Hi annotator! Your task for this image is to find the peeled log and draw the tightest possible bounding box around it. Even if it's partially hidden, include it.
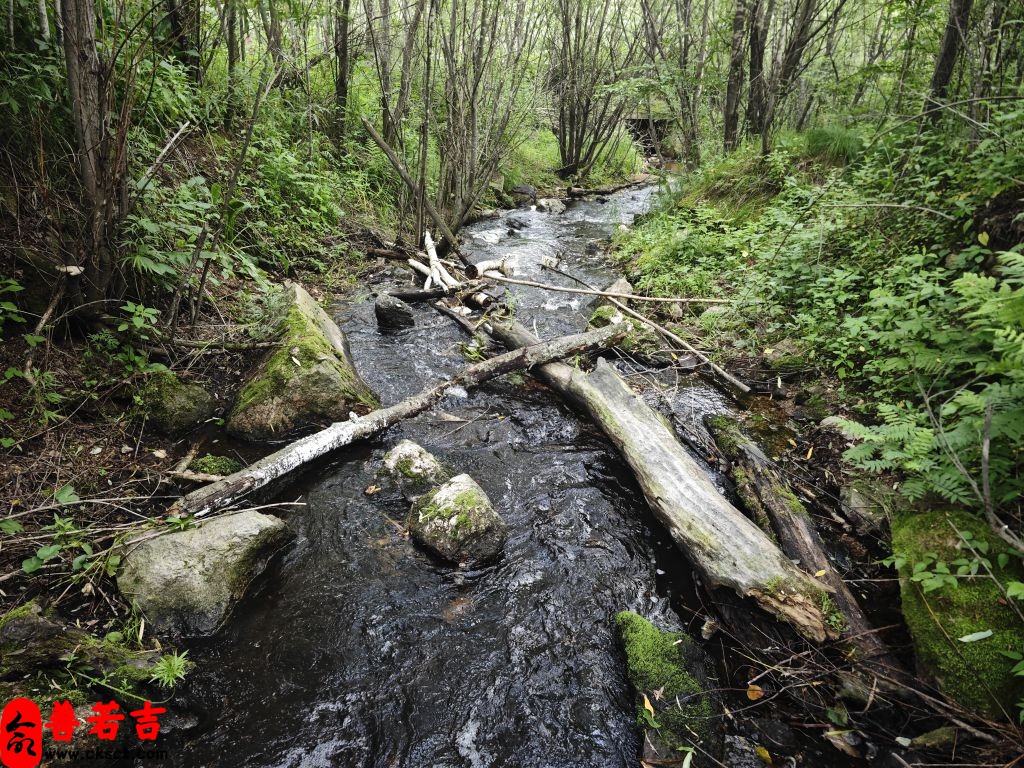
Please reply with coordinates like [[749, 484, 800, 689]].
[[705, 416, 902, 668], [487, 320, 837, 642], [169, 324, 626, 519]]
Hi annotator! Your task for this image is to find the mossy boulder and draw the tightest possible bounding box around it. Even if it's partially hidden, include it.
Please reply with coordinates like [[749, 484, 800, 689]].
[[892, 509, 1024, 719], [761, 338, 807, 376], [839, 475, 893, 535], [189, 453, 244, 476], [0, 602, 156, 696], [227, 282, 378, 441], [407, 474, 506, 566], [141, 371, 216, 436], [616, 611, 722, 764], [382, 440, 451, 497], [117, 511, 293, 636]]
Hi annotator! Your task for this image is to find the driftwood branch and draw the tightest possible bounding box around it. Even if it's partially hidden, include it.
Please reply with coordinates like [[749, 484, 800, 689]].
[[168, 324, 626, 518], [486, 319, 835, 642], [483, 272, 730, 305]]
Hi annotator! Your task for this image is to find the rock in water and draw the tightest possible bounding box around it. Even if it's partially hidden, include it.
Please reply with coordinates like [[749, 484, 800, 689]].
[[141, 371, 216, 436], [382, 440, 450, 494], [227, 282, 378, 440], [536, 198, 566, 214], [407, 474, 506, 566], [510, 183, 537, 205], [374, 293, 416, 330], [117, 511, 293, 636], [616, 611, 722, 764]]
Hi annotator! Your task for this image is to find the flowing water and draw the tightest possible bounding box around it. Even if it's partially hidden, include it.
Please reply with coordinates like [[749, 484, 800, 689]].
[[167, 186, 748, 768]]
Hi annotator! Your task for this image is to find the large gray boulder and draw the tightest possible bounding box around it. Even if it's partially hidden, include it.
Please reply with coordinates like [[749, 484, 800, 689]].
[[117, 511, 293, 636], [536, 197, 566, 214], [227, 282, 378, 440], [407, 474, 506, 566]]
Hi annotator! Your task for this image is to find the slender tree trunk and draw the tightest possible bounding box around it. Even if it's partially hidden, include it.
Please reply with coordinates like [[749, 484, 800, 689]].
[[37, 0, 49, 41], [225, 0, 239, 128], [61, 0, 114, 307], [747, 0, 770, 137], [926, 0, 974, 119], [333, 0, 351, 141], [723, 0, 748, 152]]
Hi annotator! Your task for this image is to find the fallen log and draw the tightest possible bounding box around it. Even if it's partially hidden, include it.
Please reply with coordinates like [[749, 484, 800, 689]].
[[486, 319, 837, 642], [465, 258, 512, 279], [483, 272, 730, 305], [168, 324, 626, 518], [704, 416, 903, 668]]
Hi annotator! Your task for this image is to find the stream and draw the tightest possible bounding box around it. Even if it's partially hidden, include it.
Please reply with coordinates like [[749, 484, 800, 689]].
[[165, 186, 758, 767]]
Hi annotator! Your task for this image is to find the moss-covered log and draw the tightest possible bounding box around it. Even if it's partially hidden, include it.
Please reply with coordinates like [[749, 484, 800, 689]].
[[705, 415, 901, 672], [487, 320, 837, 642]]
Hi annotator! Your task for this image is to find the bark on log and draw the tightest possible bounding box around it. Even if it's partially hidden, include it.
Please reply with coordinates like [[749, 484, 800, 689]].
[[466, 259, 512, 279], [168, 324, 626, 518], [487, 320, 837, 642], [705, 416, 901, 667]]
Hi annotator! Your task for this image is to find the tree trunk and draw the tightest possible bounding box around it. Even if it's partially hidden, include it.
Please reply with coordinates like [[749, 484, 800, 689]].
[[926, 0, 974, 119], [747, 0, 770, 137], [225, 0, 239, 128], [333, 0, 351, 141], [61, 0, 115, 307], [487, 320, 838, 643], [169, 324, 626, 518], [723, 0, 747, 152]]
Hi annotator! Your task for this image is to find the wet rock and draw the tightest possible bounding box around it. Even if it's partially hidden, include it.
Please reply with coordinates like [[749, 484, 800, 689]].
[[374, 293, 416, 330], [510, 184, 537, 205], [536, 198, 566, 214], [724, 735, 767, 768], [141, 371, 216, 436], [50, 702, 133, 764], [117, 511, 293, 636], [227, 282, 378, 440], [616, 612, 722, 764], [407, 474, 506, 566], [792, 382, 830, 422], [382, 440, 451, 497]]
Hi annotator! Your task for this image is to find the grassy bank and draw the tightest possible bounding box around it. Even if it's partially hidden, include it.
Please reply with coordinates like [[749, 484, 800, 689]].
[[614, 117, 1024, 723]]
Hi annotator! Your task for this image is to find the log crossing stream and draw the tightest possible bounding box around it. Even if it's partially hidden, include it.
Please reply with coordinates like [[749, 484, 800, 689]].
[[166, 187, 781, 767]]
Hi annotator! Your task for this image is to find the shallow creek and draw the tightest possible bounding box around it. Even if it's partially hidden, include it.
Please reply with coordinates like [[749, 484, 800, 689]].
[[165, 186, 796, 767]]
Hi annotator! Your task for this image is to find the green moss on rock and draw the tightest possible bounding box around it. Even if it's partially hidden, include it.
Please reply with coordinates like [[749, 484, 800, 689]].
[[141, 371, 216, 436], [615, 611, 721, 760], [892, 509, 1024, 719], [227, 283, 378, 440], [407, 474, 507, 566]]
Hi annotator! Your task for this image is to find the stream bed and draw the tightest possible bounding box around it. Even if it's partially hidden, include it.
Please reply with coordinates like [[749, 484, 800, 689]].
[[166, 186, 764, 767]]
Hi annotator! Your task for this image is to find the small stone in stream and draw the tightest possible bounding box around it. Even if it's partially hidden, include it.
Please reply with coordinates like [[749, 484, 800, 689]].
[[374, 293, 416, 329], [536, 198, 566, 214], [382, 440, 450, 490], [407, 474, 506, 566]]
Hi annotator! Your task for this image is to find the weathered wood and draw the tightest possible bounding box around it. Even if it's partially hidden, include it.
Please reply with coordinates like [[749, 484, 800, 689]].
[[169, 324, 626, 518], [487, 320, 837, 642], [705, 416, 902, 667], [465, 258, 512, 279]]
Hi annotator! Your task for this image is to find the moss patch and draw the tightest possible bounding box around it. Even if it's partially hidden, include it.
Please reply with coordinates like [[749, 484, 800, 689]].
[[892, 509, 1024, 719], [189, 454, 244, 475], [615, 611, 719, 756]]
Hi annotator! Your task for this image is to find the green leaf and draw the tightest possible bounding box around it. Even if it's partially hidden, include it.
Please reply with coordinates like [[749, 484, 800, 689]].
[[0, 519, 23, 534], [53, 485, 80, 505], [36, 543, 62, 561], [958, 630, 993, 643], [22, 555, 43, 573]]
